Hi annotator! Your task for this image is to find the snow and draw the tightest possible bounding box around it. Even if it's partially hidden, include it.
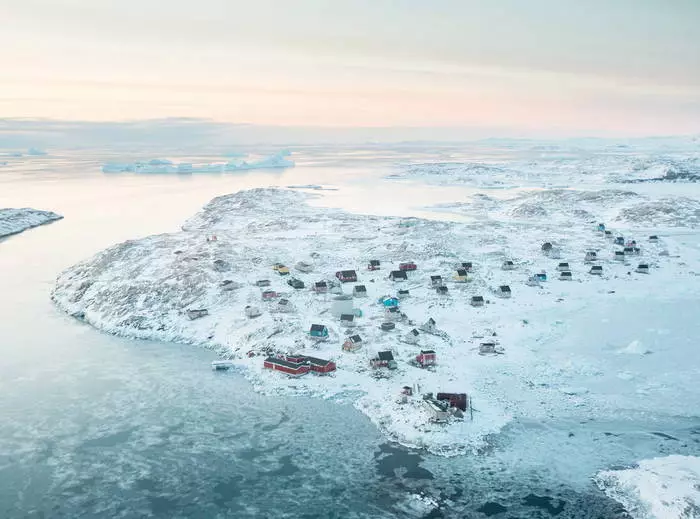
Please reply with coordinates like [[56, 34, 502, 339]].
[[101, 151, 294, 173], [51, 185, 700, 456], [595, 455, 700, 519], [0, 208, 63, 238]]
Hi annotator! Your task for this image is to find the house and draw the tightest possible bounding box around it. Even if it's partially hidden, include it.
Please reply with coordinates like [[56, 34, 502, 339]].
[[436, 392, 468, 412], [623, 247, 635, 255], [589, 265, 603, 275], [272, 263, 285, 271], [340, 314, 355, 327], [353, 284, 367, 297], [255, 279, 271, 287], [604, 230, 613, 238], [614, 251, 625, 261], [430, 275, 443, 287], [312, 281, 328, 293], [420, 318, 437, 333], [335, 270, 358, 283], [397, 289, 410, 299], [287, 278, 305, 289], [277, 266, 290, 275], [401, 386, 413, 396], [404, 328, 420, 345], [614, 236, 625, 245], [479, 342, 497, 354], [295, 261, 313, 273], [436, 285, 449, 295], [416, 349, 436, 367], [277, 298, 294, 313], [262, 290, 279, 300], [245, 305, 262, 318], [536, 271, 548, 281], [187, 309, 209, 320], [557, 262, 570, 271], [399, 262, 418, 271], [385, 306, 402, 321], [559, 271, 573, 280], [470, 295, 485, 307], [585, 251, 597, 262], [389, 270, 408, 281], [598, 223, 606, 232], [263, 357, 310, 377], [458, 262, 473, 272], [424, 398, 450, 423], [649, 235, 659, 243], [496, 285, 511, 298], [454, 269, 469, 282], [371, 351, 397, 369], [502, 260, 515, 270], [304, 356, 337, 374], [342, 334, 363, 352], [380, 322, 396, 331], [367, 259, 381, 271], [636, 263, 650, 274], [380, 296, 400, 307], [526, 276, 541, 287], [309, 324, 329, 338]]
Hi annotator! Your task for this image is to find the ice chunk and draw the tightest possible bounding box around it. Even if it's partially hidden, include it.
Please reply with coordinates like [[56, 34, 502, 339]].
[[0, 208, 63, 238]]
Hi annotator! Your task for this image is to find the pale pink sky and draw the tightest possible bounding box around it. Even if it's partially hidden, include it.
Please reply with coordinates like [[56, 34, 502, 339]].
[[1, 0, 698, 136]]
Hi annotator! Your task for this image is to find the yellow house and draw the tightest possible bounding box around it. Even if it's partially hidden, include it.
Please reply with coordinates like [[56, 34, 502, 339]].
[[277, 266, 290, 275], [453, 268, 469, 282]]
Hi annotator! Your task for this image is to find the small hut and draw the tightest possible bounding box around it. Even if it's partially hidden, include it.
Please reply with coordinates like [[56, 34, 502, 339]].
[[255, 279, 271, 287], [614, 251, 625, 261], [453, 269, 469, 282], [404, 328, 420, 345], [340, 313, 356, 327], [420, 318, 437, 333], [313, 281, 328, 293], [541, 242, 553, 254], [436, 285, 449, 295], [371, 351, 397, 369], [342, 334, 363, 352], [526, 275, 541, 287], [559, 271, 573, 280], [353, 285, 368, 297], [557, 262, 570, 272], [399, 262, 417, 271], [636, 263, 650, 274], [649, 235, 659, 243], [397, 289, 410, 299], [367, 259, 381, 271], [277, 298, 294, 313], [186, 309, 209, 320], [479, 342, 497, 354], [424, 398, 450, 423], [295, 261, 313, 273], [430, 275, 443, 287], [262, 290, 279, 300], [385, 306, 402, 321], [502, 260, 516, 271], [309, 324, 329, 338], [380, 296, 400, 307], [585, 251, 597, 263], [335, 270, 358, 283], [245, 305, 262, 318], [604, 230, 613, 239], [536, 271, 547, 281], [389, 270, 408, 282], [471, 295, 485, 307], [458, 261, 473, 272], [415, 349, 436, 367], [496, 285, 511, 298], [589, 265, 603, 275], [614, 236, 625, 245]]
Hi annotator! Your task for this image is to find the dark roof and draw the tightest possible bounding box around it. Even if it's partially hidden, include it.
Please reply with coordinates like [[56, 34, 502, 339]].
[[623, 247, 634, 252], [349, 334, 362, 342], [420, 349, 435, 354], [315, 281, 327, 287], [431, 275, 442, 280], [456, 269, 468, 276], [386, 307, 399, 313], [605, 230, 612, 234], [398, 289, 410, 294], [472, 296, 484, 301], [638, 263, 649, 268], [427, 317, 436, 324], [279, 298, 290, 305], [591, 265, 603, 270], [558, 262, 569, 266], [304, 356, 333, 367], [310, 324, 327, 331], [265, 357, 305, 369], [542, 242, 553, 249], [390, 270, 408, 278], [461, 262, 473, 267], [499, 285, 511, 292], [369, 260, 380, 265], [340, 314, 354, 321], [354, 285, 367, 291], [615, 251, 625, 255], [436, 286, 448, 292], [381, 322, 396, 330], [340, 270, 357, 276], [649, 235, 658, 239], [410, 329, 419, 336], [377, 351, 394, 361], [504, 260, 514, 264], [560, 271, 572, 276]]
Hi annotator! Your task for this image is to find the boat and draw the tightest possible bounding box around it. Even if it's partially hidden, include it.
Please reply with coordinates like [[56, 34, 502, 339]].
[[211, 360, 235, 371]]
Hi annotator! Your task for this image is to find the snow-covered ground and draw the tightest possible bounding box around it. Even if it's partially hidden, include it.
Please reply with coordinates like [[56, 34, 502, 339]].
[[51, 185, 700, 460], [101, 151, 294, 173], [0, 208, 63, 238], [595, 455, 700, 519]]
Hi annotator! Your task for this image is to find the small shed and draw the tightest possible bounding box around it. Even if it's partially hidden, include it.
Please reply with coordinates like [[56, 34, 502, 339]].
[[589, 265, 603, 275], [614, 251, 625, 261], [604, 230, 613, 238], [380, 322, 396, 331], [245, 305, 261, 318], [430, 275, 443, 287], [340, 313, 355, 327], [313, 281, 328, 293], [649, 235, 659, 243], [536, 271, 548, 281], [479, 342, 497, 354], [309, 324, 329, 338], [220, 279, 242, 291], [397, 289, 410, 299], [367, 259, 381, 271], [295, 261, 313, 273], [585, 251, 597, 263], [262, 290, 279, 300], [389, 270, 408, 281], [381, 296, 400, 307], [416, 349, 436, 367], [623, 247, 635, 255], [614, 236, 625, 245], [497, 285, 511, 298], [353, 285, 367, 297], [459, 262, 473, 272], [206, 235, 218, 242], [399, 262, 417, 271], [502, 260, 515, 271], [277, 266, 290, 275], [371, 351, 397, 369], [597, 223, 606, 232], [420, 318, 437, 333], [559, 271, 573, 280], [264, 357, 310, 377], [187, 309, 209, 320], [255, 279, 271, 287], [335, 270, 358, 283], [436, 285, 449, 295], [557, 262, 570, 271], [343, 334, 363, 352], [404, 328, 420, 345], [287, 278, 305, 289], [636, 263, 650, 274], [470, 295, 485, 307], [454, 269, 469, 282], [277, 298, 294, 313]]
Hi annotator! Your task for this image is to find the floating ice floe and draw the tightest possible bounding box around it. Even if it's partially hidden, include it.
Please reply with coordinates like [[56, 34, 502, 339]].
[[101, 150, 294, 173], [0, 208, 63, 238]]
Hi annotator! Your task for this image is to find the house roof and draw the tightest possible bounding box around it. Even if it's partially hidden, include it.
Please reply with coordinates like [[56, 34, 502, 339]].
[[265, 357, 306, 369], [472, 296, 484, 301], [339, 270, 357, 276], [398, 289, 410, 294], [390, 270, 407, 278], [461, 262, 472, 267], [409, 329, 419, 336], [591, 265, 603, 270], [420, 349, 435, 354], [354, 285, 367, 291], [340, 314, 354, 321], [504, 260, 514, 264], [304, 356, 333, 367], [499, 285, 511, 291], [638, 263, 649, 268], [456, 269, 467, 276], [278, 299, 290, 305], [377, 351, 394, 361], [427, 317, 436, 324], [349, 334, 362, 342], [386, 307, 399, 313], [315, 281, 327, 287], [369, 260, 380, 265], [310, 324, 327, 331], [431, 275, 442, 280], [615, 251, 625, 255]]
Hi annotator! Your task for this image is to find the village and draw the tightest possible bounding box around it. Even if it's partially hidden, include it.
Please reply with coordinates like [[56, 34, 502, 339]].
[[53, 188, 686, 454]]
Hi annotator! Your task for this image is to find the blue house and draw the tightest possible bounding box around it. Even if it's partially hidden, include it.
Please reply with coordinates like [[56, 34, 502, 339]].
[[597, 223, 606, 232], [309, 324, 329, 338], [379, 296, 400, 308], [536, 271, 547, 281]]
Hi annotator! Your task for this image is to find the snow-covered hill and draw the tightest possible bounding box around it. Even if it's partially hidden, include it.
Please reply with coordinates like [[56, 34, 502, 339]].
[[0, 208, 63, 238]]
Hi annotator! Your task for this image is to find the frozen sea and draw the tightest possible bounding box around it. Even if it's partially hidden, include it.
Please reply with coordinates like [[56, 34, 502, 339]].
[[1, 144, 699, 518]]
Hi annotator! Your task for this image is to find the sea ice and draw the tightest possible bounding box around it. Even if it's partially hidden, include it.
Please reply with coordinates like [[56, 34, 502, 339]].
[[0, 208, 63, 238], [101, 151, 294, 174]]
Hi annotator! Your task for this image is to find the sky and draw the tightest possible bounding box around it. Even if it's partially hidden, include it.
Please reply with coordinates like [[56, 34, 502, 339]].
[[0, 0, 699, 137]]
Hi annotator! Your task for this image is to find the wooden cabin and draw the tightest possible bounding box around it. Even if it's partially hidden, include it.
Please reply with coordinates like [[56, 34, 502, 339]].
[[371, 351, 397, 369], [245, 305, 261, 318], [430, 275, 443, 287], [497, 285, 511, 298], [335, 270, 358, 283], [416, 349, 436, 367], [343, 334, 363, 352], [263, 357, 310, 377], [559, 271, 573, 280], [470, 295, 485, 307], [353, 285, 367, 297], [589, 265, 603, 275], [389, 270, 408, 281], [367, 259, 381, 271], [309, 324, 329, 338], [636, 263, 650, 274], [399, 262, 417, 271]]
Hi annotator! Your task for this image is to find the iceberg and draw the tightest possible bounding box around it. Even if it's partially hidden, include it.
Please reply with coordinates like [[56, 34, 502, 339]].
[[101, 151, 294, 174], [0, 208, 63, 238]]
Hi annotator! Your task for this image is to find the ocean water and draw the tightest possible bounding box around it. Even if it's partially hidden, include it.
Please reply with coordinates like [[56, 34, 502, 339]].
[[1, 146, 697, 518]]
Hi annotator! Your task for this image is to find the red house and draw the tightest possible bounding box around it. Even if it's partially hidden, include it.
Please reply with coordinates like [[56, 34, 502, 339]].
[[263, 357, 310, 377], [262, 290, 279, 300], [304, 356, 337, 374], [415, 349, 436, 367], [399, 262, 417, 271], [436, 392, 468, 412], [336, 270, 358, 283]]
